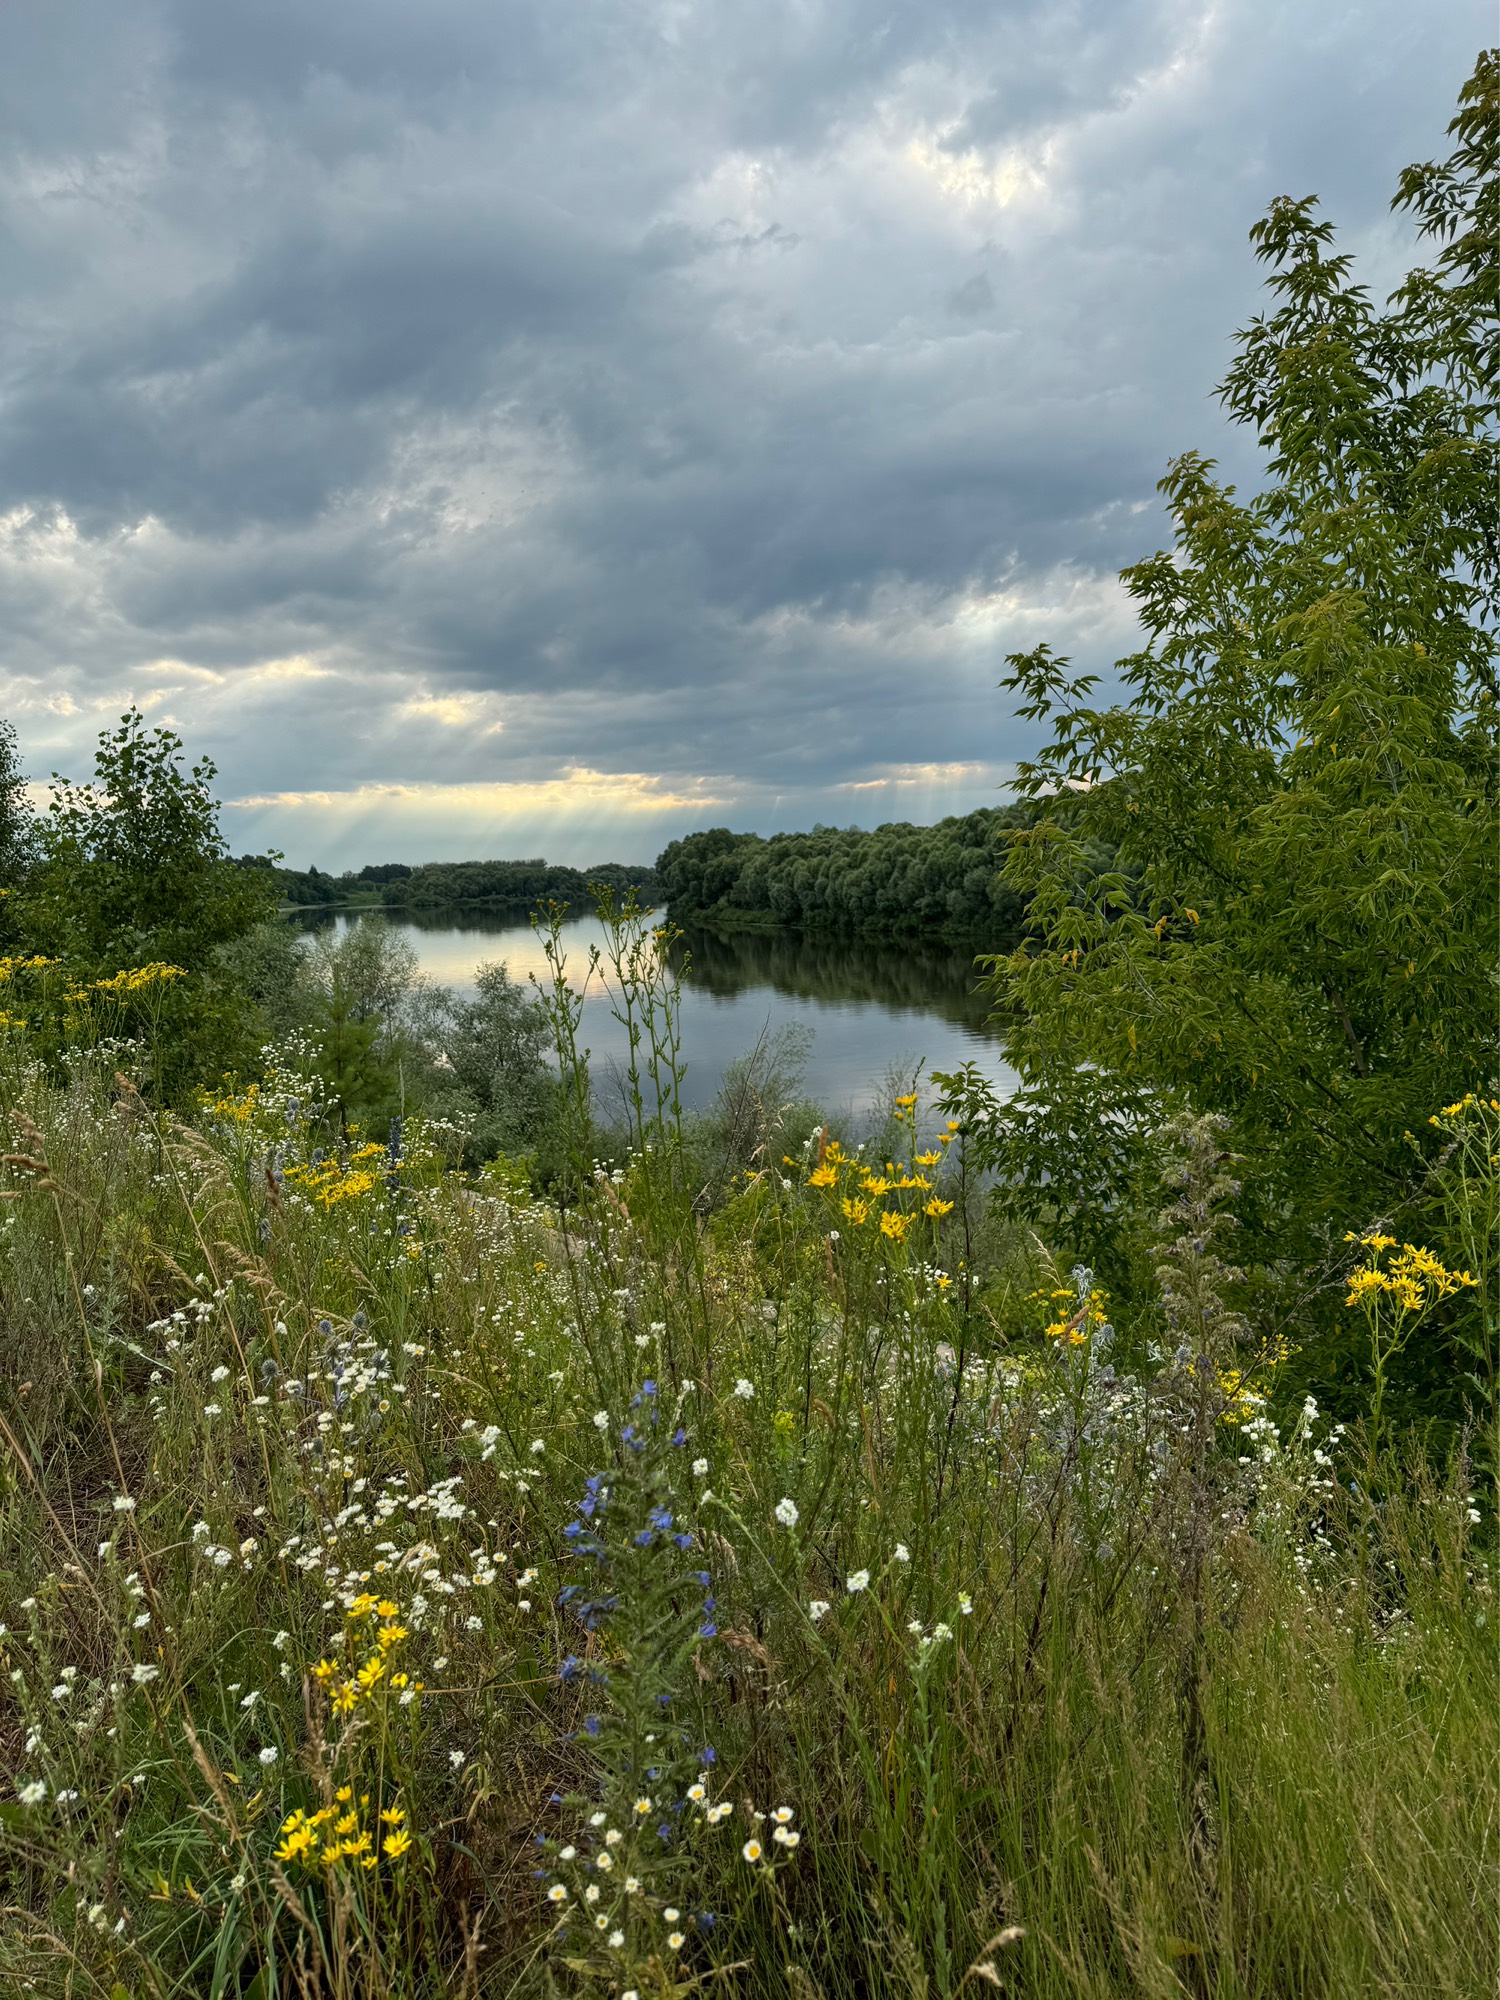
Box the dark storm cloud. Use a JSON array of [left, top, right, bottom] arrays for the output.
[[0, 0, 1487, 864]]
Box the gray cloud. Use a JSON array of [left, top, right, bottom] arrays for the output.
[[0, 0, 1487, 864]]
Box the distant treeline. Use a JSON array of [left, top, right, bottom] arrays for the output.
[[380, 858, 661, 908], [235, 857, 409, 906], [235, 854, 663, 910], [656, 808, 1049, 943]]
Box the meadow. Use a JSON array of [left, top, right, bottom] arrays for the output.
[[0, 907, 1493, 2000]]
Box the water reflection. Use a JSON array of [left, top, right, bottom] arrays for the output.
[[673, 923, 994, 1030], [290, 906, 1013, 1115]]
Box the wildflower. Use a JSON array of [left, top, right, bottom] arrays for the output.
[[210, 1365, 230, 1384], [608, 1929, 625, 1948], [807, 1164, 838, 1188], [593, 1411, 609, 1431], [584, 1884, 601, 1904], [893, 1543, 909, 1563], [687, 1782, 707, 1803], [665, 1907, 680, 1922], [634, 1795, 653, 1815], [625, 1876, 642, 1893], [924, 1198, 953, 1218], [383, 1827, 413, 1859], [773, 1827, 800, 1848], [449, 1750, 465, 1768], [879, 1210, 911, 1242], [547, 1884, 568, 1904], [529, 1439, 545, 1455], [772, 1806, 794, 1823], [692, 1458, 710, 1476], [380, 1805, 406, 1825], [846, 1570, 870, 1593], [774, 1497, 799, 1529], [958, 1592, 973, 1616], [18, 1781, 45, 1806], [258, 1746, 278, 1767], [706, 1803, 732, 1824], [112, 1495, 136, 1513], [809, 1600, 831, 1622], [667, 1931, 686, 1951], [733, 1379, 755, 1400], [841, 1197, 869, 1225], [742, 1838, 764, 1863], [131, 1662, 160, 1685]]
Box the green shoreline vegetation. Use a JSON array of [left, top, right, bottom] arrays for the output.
[[0, 57, 1494, 2000]]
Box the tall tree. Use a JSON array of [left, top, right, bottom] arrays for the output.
[[0, 719, 35, 948], [981, 55, 1499, 1346], [27, 709, 275, 974]]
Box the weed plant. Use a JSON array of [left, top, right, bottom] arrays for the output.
[[0, 904, 1493, 1999]]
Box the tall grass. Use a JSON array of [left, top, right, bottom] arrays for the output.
[[0, 906, 1493, 1999]]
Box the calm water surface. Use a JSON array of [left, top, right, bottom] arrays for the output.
[[304, 909, 1017, 1117]]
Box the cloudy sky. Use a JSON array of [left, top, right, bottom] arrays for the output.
[[0, 2, 1486, 868]]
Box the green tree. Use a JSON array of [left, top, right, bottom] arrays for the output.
[[28, 709, 275, 974], [20, 710, 277, 1094], [980, 55, 1498, 1395], [0, 719, 35, 949]]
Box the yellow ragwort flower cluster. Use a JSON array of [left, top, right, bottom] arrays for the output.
[[201, 1081, 264, 1125], [1031, 1284, 1110, 1347], [285, 1142, 390, 1209], [310, 1595, 421, 1715], [805, 1123, 960, 1243], [274, 1787, 414, 1872], [1343, 1234, 1476, 1314]]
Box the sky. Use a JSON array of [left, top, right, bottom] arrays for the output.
[[0, 2, 1487, 870]]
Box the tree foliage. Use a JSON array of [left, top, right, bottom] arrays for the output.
[[980, 55, 1499, 1372], [656, 808, 1047, 944], [27, 710, 276, 975], [380, 857, 660, 911]]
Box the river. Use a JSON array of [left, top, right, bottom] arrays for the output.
[[297, 908, 1017, 1118]]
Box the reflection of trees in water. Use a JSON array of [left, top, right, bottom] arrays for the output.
[[285, 908, 1002, 1036], [669, 924, 997, 1033], [288, 902, 548, 938]]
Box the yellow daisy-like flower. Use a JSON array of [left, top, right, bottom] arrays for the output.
[[924, 1198, 953, 1218], [383, 1826, 413, 1860], [879, 1210, 912, 1242], [841, 1197, 869, 1225], [807, 1164, 838, 1188]]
